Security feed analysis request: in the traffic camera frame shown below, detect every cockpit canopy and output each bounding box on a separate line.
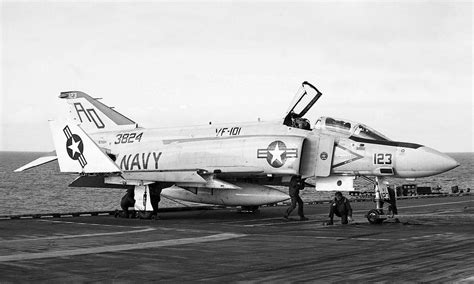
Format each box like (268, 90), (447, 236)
(314, 116), (391, 141)
(283, 81), (322, 130)
(282, 82), (390, 141)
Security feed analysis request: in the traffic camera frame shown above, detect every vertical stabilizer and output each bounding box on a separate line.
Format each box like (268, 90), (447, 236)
(59, 91), (137, 134)
(50, 120), (122, 173)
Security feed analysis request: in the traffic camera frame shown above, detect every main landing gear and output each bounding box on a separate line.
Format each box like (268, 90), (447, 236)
(239, 206), (260, 213)
(361, 177), (398, 224)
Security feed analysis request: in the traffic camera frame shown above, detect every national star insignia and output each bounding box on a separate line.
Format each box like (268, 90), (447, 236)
(268, 143), (284, 164)
(257, 140), (298, 168)
(68, 136), (82, 157)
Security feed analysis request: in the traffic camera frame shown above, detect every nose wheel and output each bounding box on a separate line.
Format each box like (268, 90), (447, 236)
(366, 209), (386, 224)
(361, 176), (396, 224)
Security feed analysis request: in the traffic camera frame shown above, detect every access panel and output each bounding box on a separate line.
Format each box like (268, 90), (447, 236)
(314, 134), (335, 177)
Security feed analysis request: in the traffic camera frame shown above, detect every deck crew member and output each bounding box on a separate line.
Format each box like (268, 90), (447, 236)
(327, 191), (352, 225)
(148, 182), (173, 219)
(386, 186), (398, 215)
(284, 177), (309, 221)
(148, 183), (163, 219)
(119, 186), (135, 218)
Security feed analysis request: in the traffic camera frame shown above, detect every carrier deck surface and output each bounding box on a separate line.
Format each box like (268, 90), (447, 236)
(0, 195), (473, 282)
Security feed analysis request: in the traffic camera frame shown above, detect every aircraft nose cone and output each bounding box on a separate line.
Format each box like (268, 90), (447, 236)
(396, 146), (460, 178)
(420, 147), (460, 173)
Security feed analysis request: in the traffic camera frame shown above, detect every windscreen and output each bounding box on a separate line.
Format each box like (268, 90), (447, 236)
(318, 116), (391, 140)
(325, 117), (352, 134)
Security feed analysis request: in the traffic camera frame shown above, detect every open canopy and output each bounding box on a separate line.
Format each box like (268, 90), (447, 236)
(283, 81), (322, 129)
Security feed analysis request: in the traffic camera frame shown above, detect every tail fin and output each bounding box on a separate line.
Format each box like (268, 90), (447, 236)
(50, 120), (121, 174)
(59, 91), (137, 134)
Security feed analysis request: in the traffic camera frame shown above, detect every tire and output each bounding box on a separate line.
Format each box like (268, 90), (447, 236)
(367, 209), (384, 224)
(241, 206), (260, 213)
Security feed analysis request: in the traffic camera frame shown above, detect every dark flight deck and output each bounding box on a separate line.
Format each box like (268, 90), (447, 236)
(0, 195), (473, 282)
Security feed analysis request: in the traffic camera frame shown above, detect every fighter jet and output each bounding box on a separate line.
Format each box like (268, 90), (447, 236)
(15, 82), (459, 223)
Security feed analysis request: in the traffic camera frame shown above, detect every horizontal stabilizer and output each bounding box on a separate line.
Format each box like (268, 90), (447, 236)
(50, 120), (121, 173)
(14, 155), (57, 172)
(69, 176), (130, 189)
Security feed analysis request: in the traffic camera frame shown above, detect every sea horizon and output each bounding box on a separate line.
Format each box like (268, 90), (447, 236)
(0, 151), (472, 215)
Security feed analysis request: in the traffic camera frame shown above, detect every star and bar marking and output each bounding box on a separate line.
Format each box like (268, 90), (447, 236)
(63, 126), (87, 168)
(257, 141), (298, 168)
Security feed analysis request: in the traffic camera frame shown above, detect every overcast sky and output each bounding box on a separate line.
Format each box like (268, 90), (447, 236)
(1, 0), (472, 152)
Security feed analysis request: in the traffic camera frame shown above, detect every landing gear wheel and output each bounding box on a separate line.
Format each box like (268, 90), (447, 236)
(240, 206), (260, 213)
(367, 209), (384, 224)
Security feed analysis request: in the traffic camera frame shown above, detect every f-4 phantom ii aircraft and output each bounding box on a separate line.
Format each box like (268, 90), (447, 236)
(16, 82), (459, 223)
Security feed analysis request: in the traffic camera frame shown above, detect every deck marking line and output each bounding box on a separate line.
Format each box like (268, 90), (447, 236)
(243, 220), (321, 227)
(0, 233), (246, 262)
(37, 220), (214, 234)
(37, 219), (144, 229)
(0, 228), (156, 243)
(397, 200), (473, 209)
(217, 217), (288, 224)
(311, 236), (392, 241)
(459, 276), (474, 283)
(352, 200), (473, 214)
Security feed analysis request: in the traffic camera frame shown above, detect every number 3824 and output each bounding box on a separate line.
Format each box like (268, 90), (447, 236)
(114, 132), (143, 144)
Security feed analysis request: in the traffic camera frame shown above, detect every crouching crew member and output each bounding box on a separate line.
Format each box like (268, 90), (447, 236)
(284, 176), (309, 221)
(327, 191), (352, 225)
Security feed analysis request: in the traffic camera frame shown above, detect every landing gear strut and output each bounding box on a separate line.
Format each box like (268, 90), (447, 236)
(361, 177), (395, 224)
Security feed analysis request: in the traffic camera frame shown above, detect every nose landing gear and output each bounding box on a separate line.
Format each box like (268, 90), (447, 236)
(366, 209), (385, 224)
(361, 177), (397, 224)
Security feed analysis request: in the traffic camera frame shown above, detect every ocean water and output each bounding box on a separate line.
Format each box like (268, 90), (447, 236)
(0, 151), (472, 215)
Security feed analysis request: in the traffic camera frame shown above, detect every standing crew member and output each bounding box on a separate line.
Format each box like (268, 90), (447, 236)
(148, 183), (163, 220)
(386, 185), (398, 216)
(148, 182), (173, 219)
(284, 177), (309, 221)
(118, 186), (135, 218)
(327, 191), (352, 225)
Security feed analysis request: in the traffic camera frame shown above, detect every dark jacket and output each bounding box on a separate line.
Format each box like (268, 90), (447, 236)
(288, 178), (304, 197)
(289, 186), (300, 197)
(331, 197), (352, 217)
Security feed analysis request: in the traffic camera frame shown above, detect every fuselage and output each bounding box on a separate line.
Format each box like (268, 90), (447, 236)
(89, 119), (459, 180)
